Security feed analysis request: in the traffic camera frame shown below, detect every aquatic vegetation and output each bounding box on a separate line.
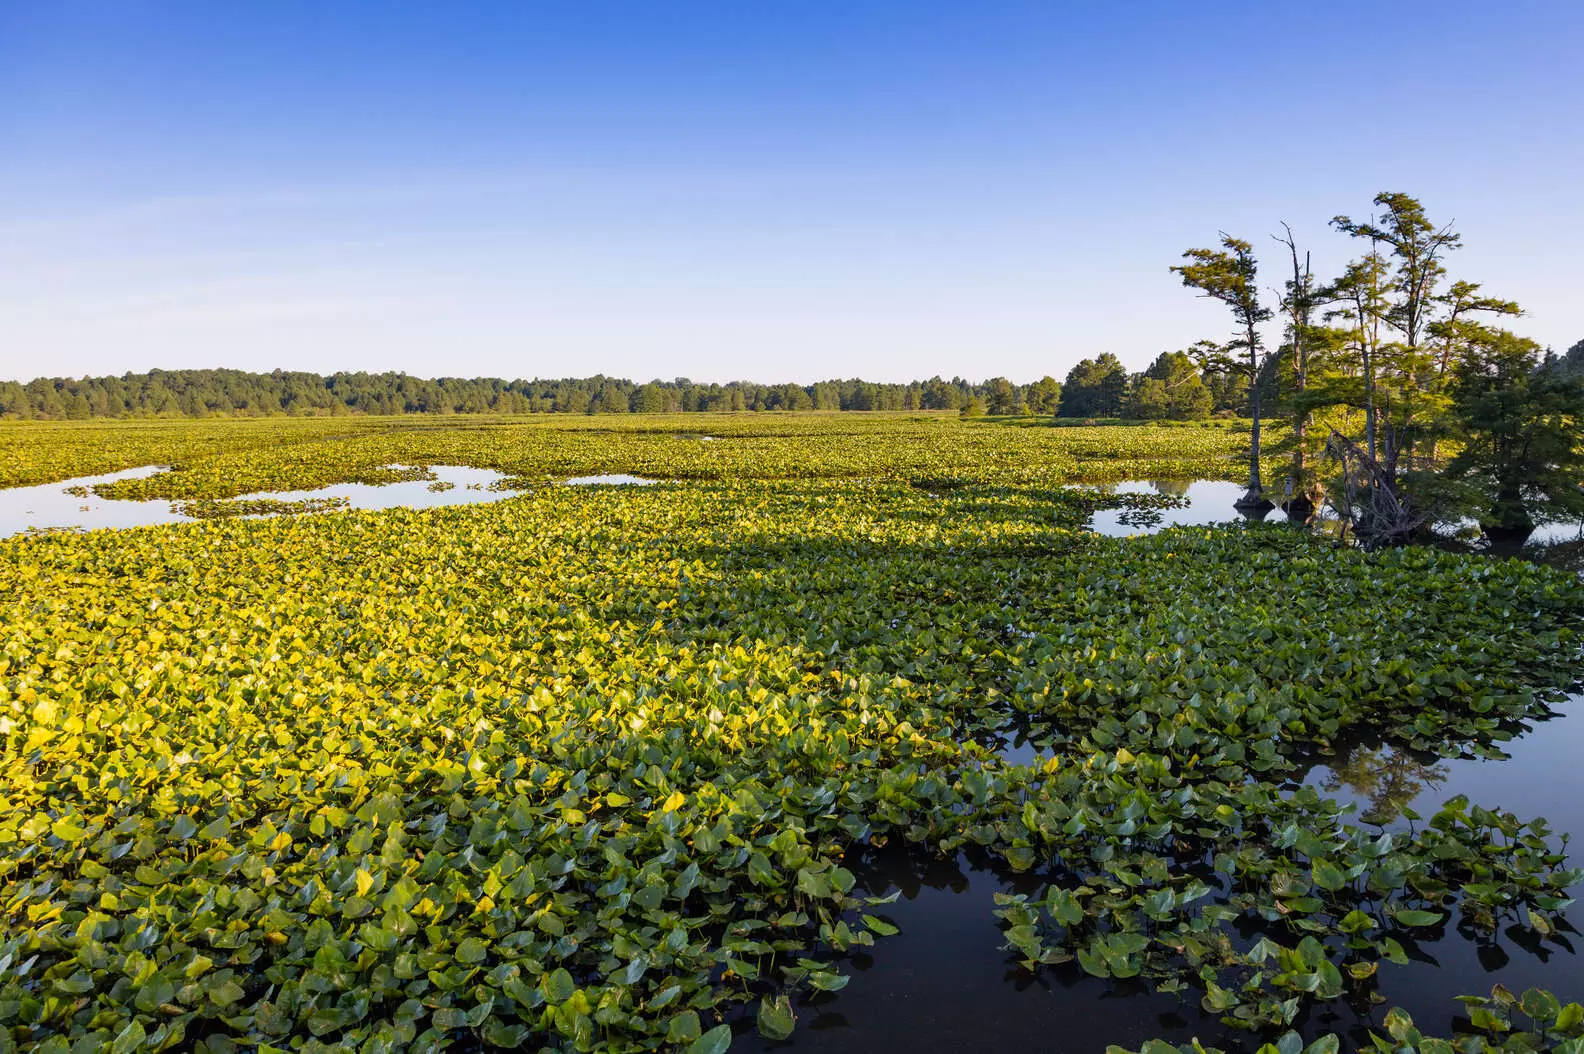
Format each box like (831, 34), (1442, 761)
(993, 790), (1576, 1029)
(172, 496), (352, 520)
(0, 423), (1579, 1051)
(1108, 985), (1584, 1054)
(0, 414), (1260, 497)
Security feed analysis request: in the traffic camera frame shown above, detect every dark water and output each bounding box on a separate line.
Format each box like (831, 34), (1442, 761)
(734, 845), (1233, 1053)
(1297, 705), (1583, 1030)
(732, 697), (1582, 1053)
(0, 464), (522, 537)
(732, 844), (1237, 1053)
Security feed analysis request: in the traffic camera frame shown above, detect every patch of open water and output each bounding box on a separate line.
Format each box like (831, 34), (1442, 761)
(0, 464), (522, 537)
(735, 845), (1232, 1053)
(1085, 480), (1584, 556)
(562, 474), (658, 486)
(739, 697), (1584, 1052)
(1290, 696), (1584, 1042)
(1083, 479), (1294, 536)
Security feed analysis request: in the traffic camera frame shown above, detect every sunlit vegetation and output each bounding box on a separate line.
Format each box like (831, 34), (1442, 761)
(1174, 193), (1584, 539)
(0, 414), (1260, 496)
(0, 371), (1066, 419)
(173, 497), (352, 521)
(0, 416), (1579, 1051)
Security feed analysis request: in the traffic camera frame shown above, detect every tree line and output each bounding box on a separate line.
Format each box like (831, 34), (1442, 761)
(0, 359), (1264, 421)
(0, 370), (1042, 418)
(1172, 191), (1584, 539)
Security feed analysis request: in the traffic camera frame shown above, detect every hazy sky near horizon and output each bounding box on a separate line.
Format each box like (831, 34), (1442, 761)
(2, 1), (1581, 385)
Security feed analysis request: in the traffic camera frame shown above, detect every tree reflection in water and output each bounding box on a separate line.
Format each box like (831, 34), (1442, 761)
(1321, 744), (1448, 825)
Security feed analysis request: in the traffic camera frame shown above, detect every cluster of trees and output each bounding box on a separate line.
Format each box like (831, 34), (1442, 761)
(1056, 351), (1222, 420)
(3, 357), (1260, 424)
(1173, 193), (1584, 538)
(0, 369), (1085, 419)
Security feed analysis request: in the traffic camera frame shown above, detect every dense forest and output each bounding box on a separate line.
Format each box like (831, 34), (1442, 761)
(0, 370), (1000, 418)
(5, 340), (1578, 424)
(0, 366), (1156, 419)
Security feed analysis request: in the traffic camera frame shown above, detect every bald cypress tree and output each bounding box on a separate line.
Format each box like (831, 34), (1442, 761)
(1172, 235), (1273, 510)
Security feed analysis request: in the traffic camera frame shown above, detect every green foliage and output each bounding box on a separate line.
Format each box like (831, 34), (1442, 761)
(1125, 352), (1213, 421)
(1551, 338), (1584, 380)
(172, 496), (352, 520)
(0, 370), (1084, 420)
(1450, 330), (1584, 533)
(1059, 354), (1130, 418)
(0, 414), (1261, 495)
(1109, 985), (1584, 1054)
(0, 417), (1579, 1050)
(1172, 234), (1274, 492)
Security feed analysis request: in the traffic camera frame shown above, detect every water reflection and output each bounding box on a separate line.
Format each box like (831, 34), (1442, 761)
(0, 464), (523, 537)
(222, 464), (523, 515)
(1301, 696), (1582, 837)
(563, 474), (658, 486)
(0, 466), (184, 536)
(732, 844), (1228, 1053)
(740, 698), (1581, 1052)
(1083, 480), (1294, 536)
(1316, 744), (1449, 826)
(1086, 481), (1584, 570)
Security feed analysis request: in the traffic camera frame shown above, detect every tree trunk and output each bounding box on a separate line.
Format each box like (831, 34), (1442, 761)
(1488, 478), (1534, 539)
(1235, 333), (1272, 511)
(1363, 343), (1377, 463)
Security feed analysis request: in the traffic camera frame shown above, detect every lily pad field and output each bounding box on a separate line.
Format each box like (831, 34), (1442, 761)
(2, 413), (1581, 1054)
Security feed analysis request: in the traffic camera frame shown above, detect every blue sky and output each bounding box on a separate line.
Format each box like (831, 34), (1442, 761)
(2, 1), (1580, 384)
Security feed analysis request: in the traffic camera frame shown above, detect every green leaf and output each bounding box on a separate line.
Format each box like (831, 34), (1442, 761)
(758, 995), (796, 1041)
(134, 972), (174, 1013)
(1391, 909), (1444, 928)
(862, 914), (899, 937)
(543, 967), (576, 1003)
(51, 817), (88, 842)
(1520, 988), (1561, 1023)
(1310, 859), (1346, 892)
(688, 1024), (734, 1054)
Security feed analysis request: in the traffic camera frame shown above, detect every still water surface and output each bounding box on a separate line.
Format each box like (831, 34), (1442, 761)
(1085, 479), (1584, 555)
(735, 698), (1582, 1053)
(0, 464), (521, 537)
(563, 474), (658, 486)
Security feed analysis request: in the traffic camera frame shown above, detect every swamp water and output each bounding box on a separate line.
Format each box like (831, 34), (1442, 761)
(0, 465), (523, 537)
(736, 470), (1584, 1052)
(735, 698), (1583, 1053)
(3, 469), (1578, 1050)
(0, 466), (671, 537)
(563, 474), (659, 486)
(1084, 479), (1584, 555)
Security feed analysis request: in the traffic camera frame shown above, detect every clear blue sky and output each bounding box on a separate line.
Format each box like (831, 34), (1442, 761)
(2, 1), (1580, 384)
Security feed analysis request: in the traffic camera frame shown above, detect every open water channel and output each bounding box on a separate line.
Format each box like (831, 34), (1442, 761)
(0, 465), (665, 537)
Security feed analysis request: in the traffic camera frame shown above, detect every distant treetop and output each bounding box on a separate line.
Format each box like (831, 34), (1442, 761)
(0, 367), (1136, 420)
